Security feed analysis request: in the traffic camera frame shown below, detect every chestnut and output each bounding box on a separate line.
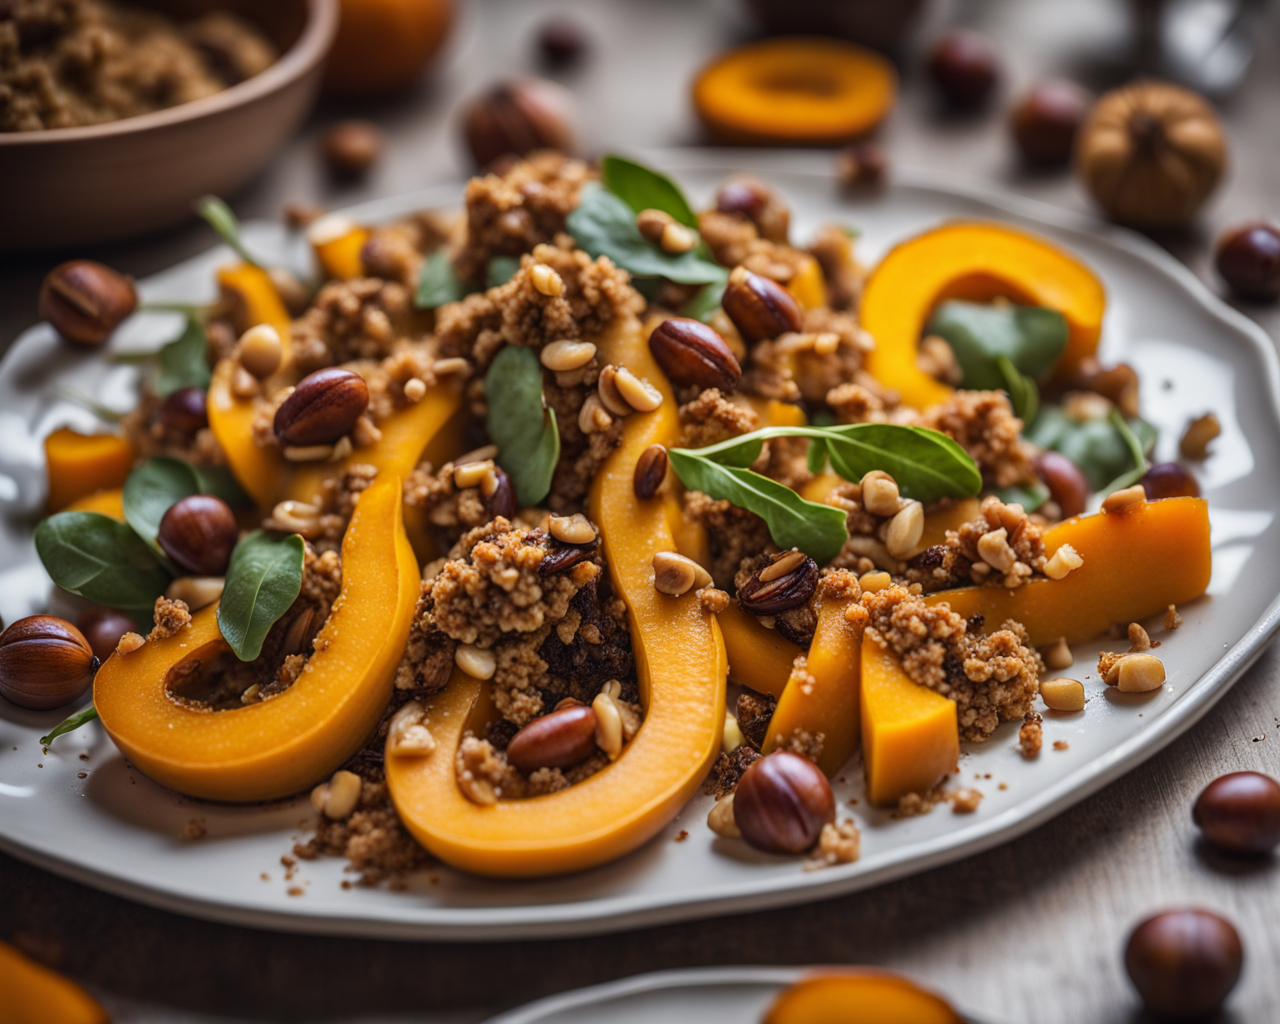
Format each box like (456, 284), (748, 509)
(1193, 771), (1280, 854)
(157, 386), (209, 434)
(0, 615), (98, 711)
(157, 494), (238, 577)
(733, 750), (835, 855)
(461, 77), (577, 169)
(537, 16), (588, 66)
(1034, 451), (1089, 519)
(1215, 222), (1280, 302)
(273, 367), (370, 448)
(77, 606), (137, 663)
(1125, 908), (1243, 1019)
(1142, 462), (1200, 501)
(39, 260), (138, 346)
(320, 120), (383, 178)
(1011, 79), (1089, 166)
(927, 30), (999, 109)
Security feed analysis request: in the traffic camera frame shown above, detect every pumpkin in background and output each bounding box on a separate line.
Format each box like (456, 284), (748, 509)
(323, 0), (454, 98)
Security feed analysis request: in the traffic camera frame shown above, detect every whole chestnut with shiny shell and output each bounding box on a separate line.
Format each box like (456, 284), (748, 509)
(0, 615), (98, 710)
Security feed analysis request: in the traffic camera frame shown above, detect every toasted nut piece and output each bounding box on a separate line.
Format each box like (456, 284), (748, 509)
(760, 549), (807, 583)
(596, 365), (633, 417)
(329, 436), (354, 462)
(283, 443), (335, 462)
(313, 769), (361, 820)
(636, 207), (675, 243)
(306, 212), (358, 247)
(1064, 390), (1114, 422)
(1117, 653), (1166, 693)
(738, 551), (819, 614)
(648, 318), (742, 392)
(601, 679), (623, 699)
(164, 576), (224, 612)
(507, 703), (599, 771)
(723, 712), (744, 754)
(860, 471), (902, 516)
(633, 444), (668, 500)
(540, 339), (597, 371)
(39, 259), (138, 346)
(456, 444), (499, 465)
(578, 393), (613, 434)
(1043, 636), (1074, 670)
(455, 644), (496, 680)
(653, 551), (711, 596)
(977, 527), (1017, 573)
(884, 500), (924, 559)
(231, 365), (261, 400)
(387, 701), (436, 756)
(1165, 605), (1183, 630)
(158, 495), (238, 577)
(592, 691), (624, 760)
(432, 357), (470, 377)
(274, 367), (369, 447)
(722, 265), (804, 342)
(660, 221), (698, 253)
(1043, 543), (1084, 580)
(614, 366), (663, 412)
(1128, 622), (1152, 652)
(1180, 413), (1221, 460)
(707, 793), (742, 838)
(549, 513), (597, 545)
(453, 459), (495, 489)
(1101, 485), (1146, 513)
(1041, 678), (1086, 712)
(812, 332), (840, 356)
(530, 263), (564, 296)
(269, 501), (320, 541)
(237, 324), (283, 379)
(116, 631), (145, 655)
(859, 570), (892, 593)
(403, 377), (427, 402)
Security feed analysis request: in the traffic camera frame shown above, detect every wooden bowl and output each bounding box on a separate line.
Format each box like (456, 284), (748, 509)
(0, 0), (338, 254)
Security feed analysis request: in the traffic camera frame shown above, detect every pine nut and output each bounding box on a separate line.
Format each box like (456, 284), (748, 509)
(455, 644), (496, 680)
(860, 471), (902, 516)
(1128, 622), (1152, 652)
(593, 692), (624, 760)
(601, 679), (622, 699)
(1165, 605), (1182, 629)
(613, 366), (663, 412)
(707, 794), (741, 838)
(1043, 543), (1084, 580)
(387, 701), (436, 757)
(549, 513), (597, 545)
(653, 551), (711, 596)
(530, 264), (564, 297)
(540, 339), (597, 371)
(759, 549), (806, 583)
(885, 500), (925, 559)
(635, 208), (674, 242)
(1101, 485), (1145, 513)
(453, 460), (495, 489)
(329, 436), (353, 461)
(722, 712), (744, 754)
(977, 527), (1017, 573)
(813, 332), (840, 356)
(230, 364), (260, 398)
(284, 443), (335, 462)
(1116, 653), (1166, 693)
(1042, 636), (1073, 670)
(306, 212), (358, 247)
(597, 365), (633, 417)
(1180, 413), (1220, 460)
(116, 631), (145, 655)
(660, 222), (697, 254)
(1063, 390), (1113, 422)
(313, 769), (361, 820)
(432, 357), (470, 377)
(1041, 678), (1086, 712)
(578, 393), (612, 434)
(237, 324), (283, 379)
(859, 570), (892, 593)
(165, 576), (224, 611)
(403, 377), (427, 402)
(270, 499), (321, 536)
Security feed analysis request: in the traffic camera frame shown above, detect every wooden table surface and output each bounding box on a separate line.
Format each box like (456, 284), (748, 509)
(2, 1), (1278, 1021)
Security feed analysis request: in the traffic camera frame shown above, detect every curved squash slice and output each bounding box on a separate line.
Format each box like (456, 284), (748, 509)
(763, 969), (964, 1024)
(94, 473), (419, 801)
(64, 486), (124, 520)
(385, 315), (728, 878)
(720, 602), (803, 699)
(45, 428), (135, 514)
(0, 941), (108, 1024)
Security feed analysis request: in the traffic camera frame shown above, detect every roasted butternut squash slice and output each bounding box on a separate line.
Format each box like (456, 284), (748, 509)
(0, 940), (109, 1024)
(861, 223), (1106, 408)
(720, 601), (803, 699)
(385, 315), (728, 877)
(763, 969), (965, 1024)
(94, 473), (418, 802)
(312, 222), (370, 281)
(64, 486), (124, 520)
(929, 497), (1211, 646)
(44, 428), (135, 513)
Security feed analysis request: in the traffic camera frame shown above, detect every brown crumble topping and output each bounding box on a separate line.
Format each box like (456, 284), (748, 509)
(735, 690), (777, 750)
(1165, 604), (1182, 630)
(741, 308), (874, 406)
(773, 727), (824, 764)
(698, 586), (731, 614)
(181, 818), (206, 840)
(148, 597), (191, 641)
(1053, 740), (1070, 751)
(706, 745), (761, 799)
(683, 489), (773, 590)
(915, 390), (1035, 489)
(291, 277), (426, 371)
(949, 788), (983, 814)
(294, 778), (430, 887)
(806, 818), (861, 868)
(120, 388), (225, 467)
(677, 388), (758, 450)
(1019, 711), (1044, 758)
(807, 224), (865, 312)
(264, 463), (378, 554)
(674, 830), (689, 843)
(905, 496), (1050, 592)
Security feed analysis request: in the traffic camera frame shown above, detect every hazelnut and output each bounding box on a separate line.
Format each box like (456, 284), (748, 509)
(537, 16), (588, 66)
(157, 386), (209, 434)
(0, 615), (98, 711)
(737, 552), (819, 615)
(157, 494), (239, 577)
(461, 77), (577, 169)
(633, 444), (668, 500)
(733, 751), (835, 855)
(39, 260), (138, 346)
(722, 266), (803, 343)
(835, 142), (887, 188)
(273, 367), (370, 447)
(76, 606), (137, 663)
(927, 30), (999, 108)
(713, 177), (790, 243)
(237, 324), (283, 380)
(1034, 451), (1089, 519)
(1193, 771), (1280, 854)
(1215, 222), (1280, 302)
(320, 120), (383, 178)
(506, 704), (599, 772)
(1124, 909), (1243, 1019)
(647, 318), (741, 392)
(1011, 79), (1089, 166)
(1142, 462), (1200, 501)
(482, 468), (517, 522)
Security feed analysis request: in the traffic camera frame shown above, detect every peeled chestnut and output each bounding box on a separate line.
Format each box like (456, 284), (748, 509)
(1125, 909), (1243, 1019)
(461, 77), (577, 169)
(1142, 462), (1200, 501)
(77, 606), (137, 663)
(1034, 451), (1089, 519)
(0, 615), (98, 710)
(1012, 79), (1088, 166)
(39, 260), (138, 346)
(927, 30), (999, 109)
(157, 386), (209, 434)
(1215, 222), (1280, 302)
(733, 750), (835, 855)
(1193, 771), (1280, 854)
(157, 494), (238, 577)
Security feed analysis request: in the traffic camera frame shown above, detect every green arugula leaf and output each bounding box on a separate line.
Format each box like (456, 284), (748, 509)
(195, 195), (263, 269)
(806, 436), (829, 475)
(1026, 406), (1157, 492)
(992, 480), (1050, 512)
(484, 346), (560, 506)
(154, 316), (211, 397)
(217, 531), (306, 661)
(927, 300), (1069, 389)
(682, 279), (727, 322)
(486, 255), (521, 288)
(995, 354), (1040, 424)
(41, 705), (99, 747)
(600, 155), (698, 227)
(415, 249), (464, 309)
(193, 465), (251, 507)
(123, 457), (200, 556)
(1104, 408), (1149, 492)
(668, 450), (849, 564)
(35, 511), (171, 610)
(566, 184), (727, 286)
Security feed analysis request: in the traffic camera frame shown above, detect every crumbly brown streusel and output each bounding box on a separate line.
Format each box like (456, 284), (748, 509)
(915, 390), (1035, 489)
(905, 495), (1049, 592)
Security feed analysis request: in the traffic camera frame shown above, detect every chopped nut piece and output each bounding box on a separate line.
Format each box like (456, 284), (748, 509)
(549, 513), (597, 545)
(116, 631), (145, 655)
(1019, 711), (1044, 758)
(1165, 604), (1183, 630)
(455, 644), (497, 680)
(284, 443), (335, 462)
(614, 366), (663, 412)
(652, 551), (711, 596)
(164, 576), (224, 612)
(453, 460), (495, 489)
(593, 691), (624, 760)
(387, 701), (436, 756)
(1116, 653), (1166, 693)
(1101, 485), (1145, 513)
(578, 393), (613, 434)
(1053, 740), (1070, 751)
(884, 500), (924, 559)
(977, 527), (1017, 573)
(760, 550), (807, 583)
(1042, 636), (1073, 670)
(1043, 543), (1084, 580)
(1128, 622), (1152, 652)
(433, 357), (470, 377)
(238, 324), (283, 379)
(950, 788), (983, 814)
(1180, 413), (1221, 460)
(1041, 678), (1086, 712)
(530, 263), (564, 297)
(708, 794), (741, 838)
(541, 339), (597, 371)
(860, 471), (902, 516)
(698, 586), (731, 614)
(859, 570), (892, 593)
(313, 769), (362, 820)
(403, 378), (427, 402)
(810, 818), (861, 866)
(722, 712), (744, 754)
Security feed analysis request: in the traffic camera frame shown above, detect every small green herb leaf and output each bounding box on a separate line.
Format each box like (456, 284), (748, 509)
(154, 316), (211, 397)
(1026, 406), (1157, 492)
(600, 155), (699, 227)
(123, 457), (199, 556)
(35, 512), (171, 610)
(195, 195), (263, 269)
(682, 279), (726, 322)
(1104, 408), (1149, 492)
(415, 249), (464, 309)
(668, 450), (849, 564)
(995, 354), (1040, 424)
(992, 480), (1050, 512)
(484, 346), (560, 506)
(486, 255), (521, 288)
(40, 705), (99, 747)
(927, 300), (1069, 389)
(217, 531), (306, 661)
(567, 184), (727, 286)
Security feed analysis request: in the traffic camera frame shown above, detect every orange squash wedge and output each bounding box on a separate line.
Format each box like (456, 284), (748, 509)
(861, 222), (1107, 408)
(385, 315), (728, 877)
(763, 969), (965, 1024)
(0, 940), (109, 1024)
(64, 486), (124, 521)
(720, 601), (804, 699)
(94, 473), (419, 802)
(44, 428), (135, 513)
(312, 222), (370, 281)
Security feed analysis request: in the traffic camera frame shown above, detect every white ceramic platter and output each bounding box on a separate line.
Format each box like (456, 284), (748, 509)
(2, 152), (1278, 940)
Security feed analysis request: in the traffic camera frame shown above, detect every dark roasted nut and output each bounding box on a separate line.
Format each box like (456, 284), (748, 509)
(39, 260), (138, 346)
(648, 317), (741, 392)
(774, 605), (817, 648)
(835, 142), (887, 188)
(537, 16), (588, 65)
(1034, 451), (1090, 519)
(1193, 771), (1280, 854)
(714, 177), (789, 243)
(927, 30), (999, 108)
(77, 606), (137, 663)
(506, 704), (599, 771)
(462, 77), (577, 169)
(538, 542), (596, 577)
(1142, 462), (1200, 501)
(1125, 909), (1243, 1019)
(737, 551), (819, 615)
(158, 494), (238, 576)
(274, 367), (370, 447)
(1071, 357), (1140, 417)
(633, 444), (668, 500)
(157, 386), (209, 434)
(736, 690), (778, 750)
(0, 615), (97, 710)
(1215, 222), (1280, 302)
(482, 469), (517, 522)
(320, 120), (383, 178)
(1011, 79), (1088, 165)
(733, 750), (835, 855)
(722, 266), (803, 343)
